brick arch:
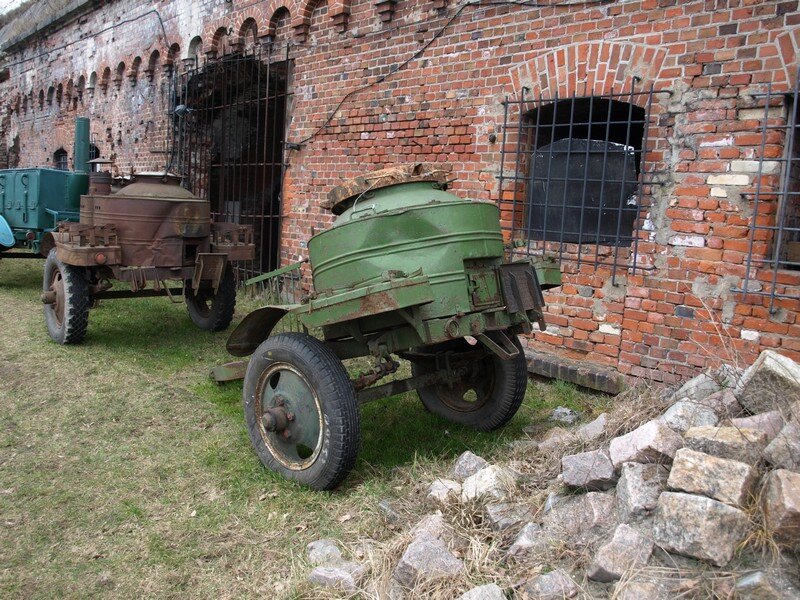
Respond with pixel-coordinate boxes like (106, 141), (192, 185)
(508, 41), (668, 103)
(264, 2), (294, 37)
(210, 25), (231, 55)
(236, 17), (259, 50)
(776, 29), (800, 89)
(293, 0), (348, 40)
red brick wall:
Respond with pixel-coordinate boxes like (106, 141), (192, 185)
(2, 0), (800, 384)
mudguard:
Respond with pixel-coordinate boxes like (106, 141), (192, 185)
(226, 305), (294, 357)
(0, 215), (13, 249)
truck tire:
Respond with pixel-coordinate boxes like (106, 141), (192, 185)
(185, 265), (236, 331)
(243, 333), (360, 490)
(43, 248), (90, 344)
(412, 331), (527, 431)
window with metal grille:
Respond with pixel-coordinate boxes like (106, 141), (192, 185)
(498, 85), (655, 282)
(739, 67), (800, 311)
(53, 148), (68, 170)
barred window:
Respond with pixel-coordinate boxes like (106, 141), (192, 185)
(740, 68), (800, 311)
(497, 84), (655, 282)
(53, 148), (68, 171)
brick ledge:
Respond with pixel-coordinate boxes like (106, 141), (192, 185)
(525, 349), (625, 395)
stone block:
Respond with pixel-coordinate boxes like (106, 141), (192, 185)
(427, 479), (461, 504)
(536, 427), (579, 452)
(484, 502), (531, 532)
(670, 373), (722, 403)
(507, 522), (549, 557)
(561, 448), (616, 490)
(461, 465), (516, 502)
(609, 420), (683, 468)
(392, 536), (464, 587)
(613, 580), (670, 600)
(728, 411), (785, 442)
(308, 561), (366, 591)
(451, 451), (489, 481)
(457, 583), (506, 600)
(736, 350), (800, 414)
(577, 412), (608, 442)
(761, 469), (800, 544)
(409, 512), (448, 541)
(522, 569), (579, 599)
(653, 492), (749, 566)
(587, 523), (654, 582)
(307, 539), (343, 566)
(617, 462), (669, 519)
(763, 420), (800, 471)
(550, 406), (580, 424)
(667, 448), (758, 507)
(684, 425), (768, 465)
(660, 399), (719, 433)
(735, 572), (783, 600)
(543, 491), (617, 544)
(699, 389), (742, 418)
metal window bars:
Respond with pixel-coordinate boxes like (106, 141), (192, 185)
(174, 43), (292, 283)
(737, 66), (800, 313)
(497, 82), (658, 285)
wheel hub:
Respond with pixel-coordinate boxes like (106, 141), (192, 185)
(46, 269), (65, 326)
(260, 395), (296, 434)
(256, 364), (324, 470)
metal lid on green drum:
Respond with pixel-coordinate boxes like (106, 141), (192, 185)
(323, 163), (450, 215)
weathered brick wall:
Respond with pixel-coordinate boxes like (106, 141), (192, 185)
(1, 0), (800, 384)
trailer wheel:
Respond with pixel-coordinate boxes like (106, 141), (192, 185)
(43, 249), (90, 344)
(185, 266), (236, 331)
(243, 332), (360, 490)
(412, 331), (527, 431)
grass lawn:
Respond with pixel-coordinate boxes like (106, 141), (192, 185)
(0, 259), (603, 598)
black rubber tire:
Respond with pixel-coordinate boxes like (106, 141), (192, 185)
(185, 265), (236, 331)
(412, 331), (528, 431)
(243, 332), (360, 490)
(43, 248), (90, 345)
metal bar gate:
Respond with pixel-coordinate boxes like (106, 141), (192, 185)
(174, 44), (292, 282)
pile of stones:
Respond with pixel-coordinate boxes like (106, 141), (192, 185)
(306, 350), (800, 598)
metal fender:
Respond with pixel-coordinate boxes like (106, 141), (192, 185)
(226, 305), (291, 357)
(0, 215), (13, 249)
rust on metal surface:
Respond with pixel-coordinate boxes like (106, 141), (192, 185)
(352, 358), (400, 391)
(59, 174), (254, 291)
(210, 221), (255, 262)
(323, 163), (451, 214)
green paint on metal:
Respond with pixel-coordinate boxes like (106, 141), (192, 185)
(309, 190), (504, 322)
(73, 117), (91, 174)
(245, 260), (305, 286)
(292, 274), (434, 329)
(0, 168), (86, 252)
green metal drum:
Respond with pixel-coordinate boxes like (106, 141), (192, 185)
(308, 181), (505, 320)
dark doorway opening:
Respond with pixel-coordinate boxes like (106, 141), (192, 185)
(525, 97), (646, 246)
(177, 49), (291, 277)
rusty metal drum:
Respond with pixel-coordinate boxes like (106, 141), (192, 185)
(80, 173), (210, 267)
